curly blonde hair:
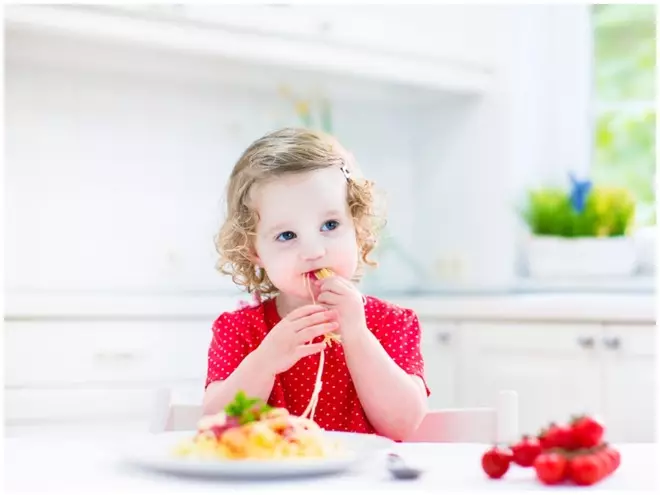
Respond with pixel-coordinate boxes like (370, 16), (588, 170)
(215, 127), (385, 297)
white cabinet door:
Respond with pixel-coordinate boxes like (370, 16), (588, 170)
(459, 322), (603, 437)
(601, 324), (656, 443)
(4, 319), (209, 429)
(420, 320), (459, 410)
(4, 320), (212, 387)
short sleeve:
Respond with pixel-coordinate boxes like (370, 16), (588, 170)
(205, 312), (252, 389)
(378, 307), (431, 397)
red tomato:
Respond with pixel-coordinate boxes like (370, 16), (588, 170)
(594, 448), (612, 478)
(604, 445), (621, 471)
(533, 452), (568, 485)
(569, 454), (603, 486)
(511, 435), (542, 467)
(208, 416), (240, 439)
(612, 447), (621, 470)
(571, 415), (605, 449)
(482, 445), (513, 479)
(538, 423), (576, 450)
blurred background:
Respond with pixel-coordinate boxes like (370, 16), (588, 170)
(3, 4), (656, 441)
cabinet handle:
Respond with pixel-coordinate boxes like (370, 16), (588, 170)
(94, 351), (142, 363)
(577, 336), (595, 349)
(603, 336), (621, 350)
(436, 332), (451, 345)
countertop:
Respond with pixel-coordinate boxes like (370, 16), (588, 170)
(4, 290), (655, 324)
(3, 432), (658, 493)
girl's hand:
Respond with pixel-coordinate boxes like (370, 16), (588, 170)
(254, 304), (338, 375)
(315, 275), (367, 334)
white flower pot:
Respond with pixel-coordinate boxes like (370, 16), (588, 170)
(634, 227), (656, 275)
(526, 235), (638, 278)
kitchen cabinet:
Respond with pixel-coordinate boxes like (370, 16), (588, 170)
(5, 4), (495, 95)
(4, 320), (209, 434)
(457, 322), (603, 437)
(420, 321), (460, 410)
(4, 320), (211, 387)
(91, 4), (498, 71)
(600, 324), (656, 443)
(419, 320), (656, 442)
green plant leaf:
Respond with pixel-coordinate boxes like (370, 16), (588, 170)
(223, 390), (273, 424)
(521, 184), (636, 237)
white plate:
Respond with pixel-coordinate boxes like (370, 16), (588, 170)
(121, 430), (394, 479)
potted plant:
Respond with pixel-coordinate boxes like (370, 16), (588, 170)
(521, 174), (638, 278)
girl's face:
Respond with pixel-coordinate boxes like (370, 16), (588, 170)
(252, 167), (359, 302)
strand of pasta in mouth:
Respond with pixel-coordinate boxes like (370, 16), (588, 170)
(300, 268), (341, 421)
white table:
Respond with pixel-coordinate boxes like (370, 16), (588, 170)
(4, 432), (658, 493)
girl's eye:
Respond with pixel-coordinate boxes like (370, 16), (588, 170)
(276, 231), (296, 242)
(321, 220), (339, 231)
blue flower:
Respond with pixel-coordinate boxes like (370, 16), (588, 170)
(569, 173), (592, 213)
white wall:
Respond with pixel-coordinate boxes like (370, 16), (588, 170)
(5, 32), (428, 294)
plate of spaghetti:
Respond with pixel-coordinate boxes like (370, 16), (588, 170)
(123, 392), (393, 479)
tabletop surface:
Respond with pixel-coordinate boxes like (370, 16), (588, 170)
(4, 432), (658, 493)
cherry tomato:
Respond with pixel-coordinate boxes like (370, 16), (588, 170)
(571, 415), (604, 449)
(533, 452), (568, 485)
(208, 416), (240, 439)
(511, 435), (542, 467)
(593, 448), (612, 478)
(612, 447), (621, 470)
(538, 423), (576, 450)
(482, 445), (513, 479)
(604, 445), (620, 472)
(569, 454), (603, 486)
(602, 445), (619, 476)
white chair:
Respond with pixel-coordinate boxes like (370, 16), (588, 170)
(403, 390), (519, 443)
(150, 387), (205, 433)
(150, 388), (519, 444)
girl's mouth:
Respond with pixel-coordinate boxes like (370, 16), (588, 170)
(305, 270), (323, 281)
(312, 268), (334, 280)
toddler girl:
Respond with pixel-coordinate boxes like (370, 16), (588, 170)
(204, 128), (429, 441)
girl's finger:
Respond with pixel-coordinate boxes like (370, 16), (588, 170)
(295, 342), (326, 360)
(317, 291), (341, 306)
(297, 322), (338, 344)
(285, 304), (328, 322)
(317, 278), (346, 296)
(289, 309), (336, 332)
(336, 277), (357, 291)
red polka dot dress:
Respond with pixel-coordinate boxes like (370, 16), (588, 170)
(205, 295), (430, 435)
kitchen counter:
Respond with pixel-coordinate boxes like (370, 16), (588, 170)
(5, 291), (654, 324)
(392, 293), (655, 324)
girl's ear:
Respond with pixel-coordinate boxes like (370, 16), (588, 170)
(249, 249), (262, 268)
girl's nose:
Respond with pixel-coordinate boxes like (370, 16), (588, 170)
(300, 240), (325, 262)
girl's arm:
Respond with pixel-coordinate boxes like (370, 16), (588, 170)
(341, 326), (428, 441)
(316, 277), (428, 441)
(203, 304), (333, 415)
(202, 349), (276, 415)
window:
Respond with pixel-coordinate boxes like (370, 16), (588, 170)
(592, 4), (656, 225)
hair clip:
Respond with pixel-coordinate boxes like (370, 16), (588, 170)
(340, 165), (351, 181)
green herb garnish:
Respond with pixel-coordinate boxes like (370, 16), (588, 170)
(224, 390), (273, 425)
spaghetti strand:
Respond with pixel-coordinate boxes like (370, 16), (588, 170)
(300, 270), (341, 421)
